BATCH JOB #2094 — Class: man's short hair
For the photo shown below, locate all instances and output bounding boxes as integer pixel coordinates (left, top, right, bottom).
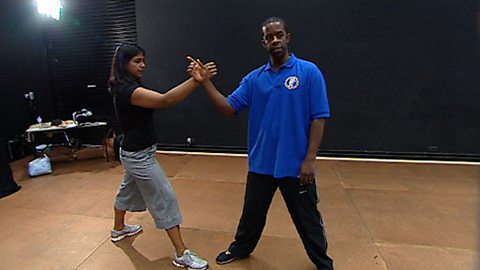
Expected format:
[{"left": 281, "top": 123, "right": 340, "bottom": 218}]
[{"left": 262, "top": 17, "right": 289, "bottom": 33}]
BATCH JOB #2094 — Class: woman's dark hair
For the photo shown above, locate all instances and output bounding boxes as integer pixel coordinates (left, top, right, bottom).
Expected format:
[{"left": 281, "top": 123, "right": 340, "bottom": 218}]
[{"left": 108, "top": 43, "right": 145, "bottom": 93}]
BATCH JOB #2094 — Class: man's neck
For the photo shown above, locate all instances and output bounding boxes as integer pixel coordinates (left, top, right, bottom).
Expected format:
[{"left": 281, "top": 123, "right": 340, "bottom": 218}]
[{"left": 271, "top": 53, "right": 291, "bottom": 71}]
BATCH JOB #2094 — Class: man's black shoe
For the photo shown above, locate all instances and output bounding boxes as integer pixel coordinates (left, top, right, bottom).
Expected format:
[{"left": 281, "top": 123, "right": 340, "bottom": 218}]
[{"left": 216, "top": 250, "right": 244, "bottom": 265}]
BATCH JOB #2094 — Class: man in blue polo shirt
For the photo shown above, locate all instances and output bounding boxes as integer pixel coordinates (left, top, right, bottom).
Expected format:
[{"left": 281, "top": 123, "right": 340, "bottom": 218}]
[{"left": 200, "top": 17, "right": 334, "bottom": 270}]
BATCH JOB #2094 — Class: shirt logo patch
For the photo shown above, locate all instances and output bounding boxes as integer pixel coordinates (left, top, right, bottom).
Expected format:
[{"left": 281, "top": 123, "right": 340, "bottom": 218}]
[{"left": 284, "top": 76, "right": 300, "bottom": 90}]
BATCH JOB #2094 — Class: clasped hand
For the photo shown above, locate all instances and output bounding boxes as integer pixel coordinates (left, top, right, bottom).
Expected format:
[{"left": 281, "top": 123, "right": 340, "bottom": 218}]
[{"left": 186, "top": 56, "right": 217, "bottom": 82}]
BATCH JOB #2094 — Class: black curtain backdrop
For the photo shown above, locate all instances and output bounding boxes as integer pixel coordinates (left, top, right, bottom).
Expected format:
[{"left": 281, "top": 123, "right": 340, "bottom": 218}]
[
  {"left": 136, "top": 0, "right": 480, "bottom": 159},
  {"left": 2, "top": 0, "right": 479, "bottom": 160},
  {"left": 0, "top": 0, "right": 53, "bottom": 139},
  {"left": 46, "top": 0, "right": 137, "bottom": 124},
  {"left": 0, "top": 0, "right": 137, "bottom": 159}
]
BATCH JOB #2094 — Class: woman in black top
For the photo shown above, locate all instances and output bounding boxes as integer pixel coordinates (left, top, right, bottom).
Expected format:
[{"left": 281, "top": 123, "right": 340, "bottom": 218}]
[{"left": 108, "top": 44, "right": 215, "bottom": 270}]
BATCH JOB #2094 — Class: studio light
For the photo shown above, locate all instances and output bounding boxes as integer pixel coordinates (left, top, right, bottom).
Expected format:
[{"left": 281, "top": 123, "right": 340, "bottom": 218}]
[{"left": 36, "top": 0, "right": 62, "bottom": 21}]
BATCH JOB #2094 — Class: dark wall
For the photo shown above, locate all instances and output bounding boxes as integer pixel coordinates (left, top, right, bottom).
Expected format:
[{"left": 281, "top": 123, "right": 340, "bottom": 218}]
[
  {"left": 0, "top": 0, "right": 136, "bottom": 154},
  {"left": 2, "top": 0, "right": 478, "bottom": 159},
  {"left": 136, "top": 0, "right": 480, "bottom": 158},
  {"left": 47, "top": 0, "right": 137, "bottom": 126},
  {"left": 0, "top": 0, "right": 54, "bottom": 139}
]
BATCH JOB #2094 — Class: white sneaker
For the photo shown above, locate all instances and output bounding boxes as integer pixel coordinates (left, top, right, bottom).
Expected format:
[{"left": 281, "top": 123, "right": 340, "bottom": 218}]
[
  {"left": 173, "top": 249, "right": 209, "bottom": 270},
  {"left": 110, "top": 224, "right": 142, "bottom": 242}
]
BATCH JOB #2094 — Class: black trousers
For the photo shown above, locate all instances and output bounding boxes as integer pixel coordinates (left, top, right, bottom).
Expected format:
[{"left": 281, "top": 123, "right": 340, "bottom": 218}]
[{"left": 228, "top": 171, "right": 334, "bottom": 270}]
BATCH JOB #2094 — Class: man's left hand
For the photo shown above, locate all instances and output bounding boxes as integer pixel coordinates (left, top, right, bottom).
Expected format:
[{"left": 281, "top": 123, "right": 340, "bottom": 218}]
[
  {"left": 299, "top": 158, "right": 316, "bottom": 185},
  {"left": 187, "top": 57, "right": 217, "bottom": 82}
]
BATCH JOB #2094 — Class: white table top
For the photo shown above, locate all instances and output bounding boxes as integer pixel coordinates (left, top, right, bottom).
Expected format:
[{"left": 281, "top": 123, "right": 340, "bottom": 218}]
[{"left": 26, "top": 122, "right": 107, "bottom": 133}]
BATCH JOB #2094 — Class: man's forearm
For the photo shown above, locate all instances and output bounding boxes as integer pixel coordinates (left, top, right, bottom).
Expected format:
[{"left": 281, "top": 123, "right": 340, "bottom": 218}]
[
  {"left": 202, "top": 80, "right": 236, "bottom": 116},
  {"left": 305, "top": 118, "right": 326, "bottom": 160}
]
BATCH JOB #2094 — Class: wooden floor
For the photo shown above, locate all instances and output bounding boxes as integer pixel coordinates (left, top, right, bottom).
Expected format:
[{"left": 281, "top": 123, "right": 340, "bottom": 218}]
[{"left": 1, "top": 147, "right": 479, "bottom": 270}]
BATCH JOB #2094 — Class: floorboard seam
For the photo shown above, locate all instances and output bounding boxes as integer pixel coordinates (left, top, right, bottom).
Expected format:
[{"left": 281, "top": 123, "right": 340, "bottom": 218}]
[
  {"left": 332, "top": 166, "right": 390, "bottom": 269},
  {"left": 73, "top": 236, "right": 110, "bottom": 270},
  {"left": 4, "top": 205, "right": 113, "bottom": 221},
  {"left": 167, "top": 155, "right": 196, "bottom": 179},
  {"left": 376, "top": 242, "right": 480, "bottom": 252},
  {"left": 169, "top": 224, "right": 302, "bottom": 241}
]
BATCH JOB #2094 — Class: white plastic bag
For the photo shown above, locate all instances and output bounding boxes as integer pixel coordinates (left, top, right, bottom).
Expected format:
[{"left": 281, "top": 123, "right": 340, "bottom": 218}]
[{"left": 28, "top": 155, "right": 52, "bottom": 177}]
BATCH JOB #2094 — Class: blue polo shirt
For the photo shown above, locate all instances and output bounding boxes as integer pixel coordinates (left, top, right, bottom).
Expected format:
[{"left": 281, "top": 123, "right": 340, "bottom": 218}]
[{"left": 227, "top": 54, "right": 330, "bottom": 178}]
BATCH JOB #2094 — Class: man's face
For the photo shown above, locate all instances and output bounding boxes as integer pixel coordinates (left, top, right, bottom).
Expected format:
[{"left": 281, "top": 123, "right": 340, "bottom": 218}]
[{"left": 262, "top": 22, "right": 290, "bottom": 59}]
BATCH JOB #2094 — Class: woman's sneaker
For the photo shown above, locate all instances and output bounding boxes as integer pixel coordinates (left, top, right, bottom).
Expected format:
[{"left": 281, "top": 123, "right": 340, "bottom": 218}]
[
  {"left": 172, "top": 249, "right": 209, "bottom": 270},
  {"left": 111, "top": 224, "right": 143, "bottom": 242}
]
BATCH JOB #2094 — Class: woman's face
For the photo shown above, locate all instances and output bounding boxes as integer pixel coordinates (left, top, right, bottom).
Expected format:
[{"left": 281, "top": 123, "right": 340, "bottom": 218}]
[{"left": 127, "top": 52, "right": 146, "bottom": 79}]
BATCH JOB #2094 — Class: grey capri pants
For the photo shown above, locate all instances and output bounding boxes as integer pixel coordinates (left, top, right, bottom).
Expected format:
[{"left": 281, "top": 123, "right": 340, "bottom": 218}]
[{"left": 115, "top": 145, "right": 183, "bottom": 229}]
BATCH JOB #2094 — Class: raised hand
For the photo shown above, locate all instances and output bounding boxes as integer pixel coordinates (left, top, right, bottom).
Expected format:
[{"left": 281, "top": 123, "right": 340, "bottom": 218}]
[
  {"left": 186, "top": 57, "right": 218, "bottom": 82},
  {"left": 201, "top": 62, "right": 218, "bottom": 80}
]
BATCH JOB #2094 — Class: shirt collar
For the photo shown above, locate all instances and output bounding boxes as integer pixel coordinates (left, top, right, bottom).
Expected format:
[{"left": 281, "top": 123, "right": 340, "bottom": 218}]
[{"left": 264, "top": 53, "right": 297, "bottom": 71}]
